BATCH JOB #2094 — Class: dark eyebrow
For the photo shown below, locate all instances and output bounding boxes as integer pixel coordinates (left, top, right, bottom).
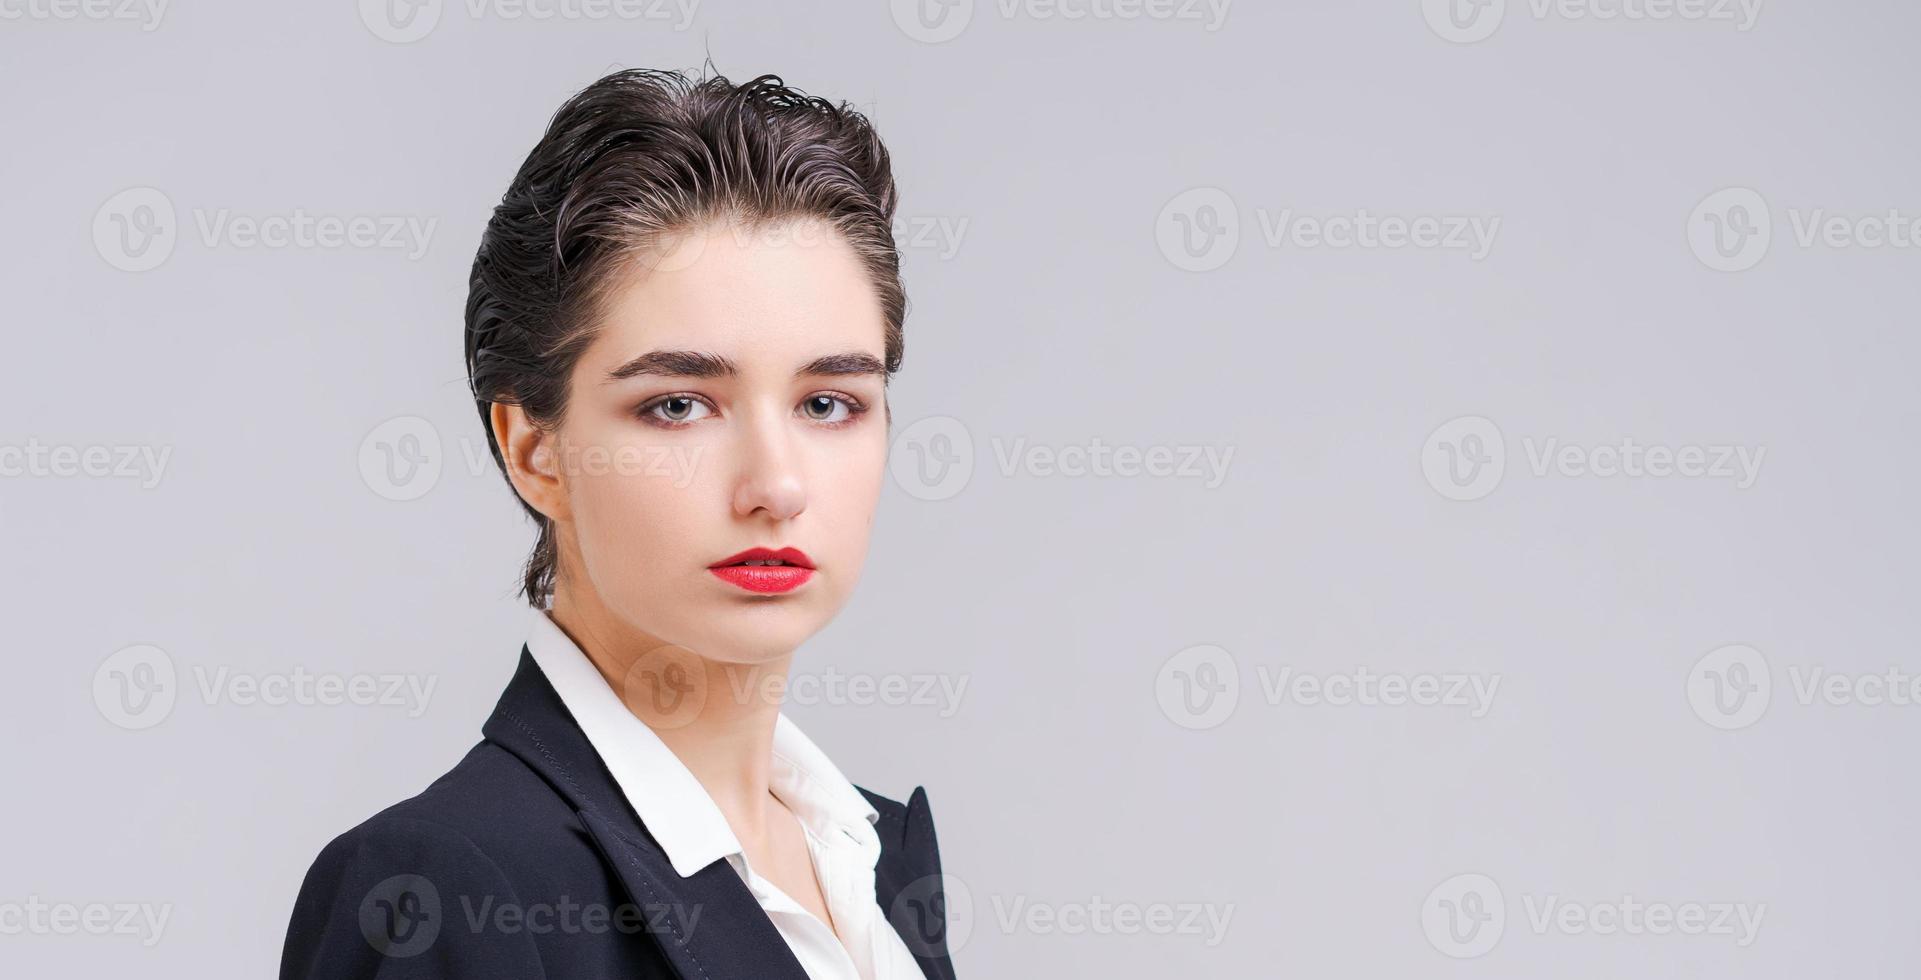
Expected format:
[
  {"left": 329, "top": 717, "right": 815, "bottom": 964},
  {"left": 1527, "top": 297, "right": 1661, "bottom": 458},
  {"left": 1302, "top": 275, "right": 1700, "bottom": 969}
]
[
  {"left": 604, "top": 350, "right": 739, "bottom": 382},
  {"left": 605, "top": 349, "right": 886, "bottom": 383},
  {"left": 795, "top": 352, "right": 887, "bottom": 379}
]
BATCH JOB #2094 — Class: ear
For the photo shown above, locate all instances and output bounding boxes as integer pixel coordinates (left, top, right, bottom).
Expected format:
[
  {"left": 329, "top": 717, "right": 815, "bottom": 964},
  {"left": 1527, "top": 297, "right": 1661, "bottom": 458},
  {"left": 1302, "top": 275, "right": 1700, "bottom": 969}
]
[{"left": 490, "top": 401, "right": 572, "bottom": 524}]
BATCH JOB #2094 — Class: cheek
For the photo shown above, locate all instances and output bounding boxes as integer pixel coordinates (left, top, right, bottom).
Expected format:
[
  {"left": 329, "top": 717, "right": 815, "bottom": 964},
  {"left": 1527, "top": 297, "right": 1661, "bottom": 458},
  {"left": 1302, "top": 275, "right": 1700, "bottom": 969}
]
[
  {"left": 564, "top": 437, "right": 716, "bottom": 595},
  {"left": 809, "top": 431, "right": 888, "bottom": 570}
]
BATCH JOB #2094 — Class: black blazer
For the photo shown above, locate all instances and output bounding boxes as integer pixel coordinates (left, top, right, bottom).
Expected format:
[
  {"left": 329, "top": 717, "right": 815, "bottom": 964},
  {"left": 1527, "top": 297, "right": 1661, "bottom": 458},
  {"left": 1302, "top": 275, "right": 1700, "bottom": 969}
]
[{"left": 279, "top": 647, "right": 958, "bottom": 980}]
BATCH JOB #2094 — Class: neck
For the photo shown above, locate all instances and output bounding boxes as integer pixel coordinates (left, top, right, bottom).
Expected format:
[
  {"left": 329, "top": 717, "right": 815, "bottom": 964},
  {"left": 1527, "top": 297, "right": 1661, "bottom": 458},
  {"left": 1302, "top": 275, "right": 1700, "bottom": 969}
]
[{"left": 547, "top": 583, "right": 793, "bottom": 842}]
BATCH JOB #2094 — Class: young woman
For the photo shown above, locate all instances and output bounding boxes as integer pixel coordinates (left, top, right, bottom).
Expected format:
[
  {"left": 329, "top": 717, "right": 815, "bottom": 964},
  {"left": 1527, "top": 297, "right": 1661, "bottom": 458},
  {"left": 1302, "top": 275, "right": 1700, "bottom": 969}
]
[{"left": 280, "top": 68, "right": 954, "bottom": 980}]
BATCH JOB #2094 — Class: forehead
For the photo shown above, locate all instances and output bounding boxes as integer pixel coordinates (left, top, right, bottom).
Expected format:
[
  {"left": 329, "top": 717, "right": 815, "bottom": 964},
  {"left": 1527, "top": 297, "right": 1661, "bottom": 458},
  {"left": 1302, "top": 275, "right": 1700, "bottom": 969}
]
[{"left": 588, "top": 217, "right": 886, "bottom": 367}]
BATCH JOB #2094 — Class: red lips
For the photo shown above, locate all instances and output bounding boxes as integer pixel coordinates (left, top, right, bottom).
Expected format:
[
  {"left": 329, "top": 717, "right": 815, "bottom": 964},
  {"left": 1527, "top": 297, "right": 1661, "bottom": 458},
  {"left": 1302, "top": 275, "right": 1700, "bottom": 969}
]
[{"left": 707, "top": 547, "right": 815, "bottom": 594}]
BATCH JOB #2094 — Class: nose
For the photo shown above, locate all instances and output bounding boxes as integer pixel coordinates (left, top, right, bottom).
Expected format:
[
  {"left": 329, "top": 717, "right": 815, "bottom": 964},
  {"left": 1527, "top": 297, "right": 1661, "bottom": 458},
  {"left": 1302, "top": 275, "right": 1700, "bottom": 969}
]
[{"left": 730, "top": 412, "right": 807, "bottom": 522}]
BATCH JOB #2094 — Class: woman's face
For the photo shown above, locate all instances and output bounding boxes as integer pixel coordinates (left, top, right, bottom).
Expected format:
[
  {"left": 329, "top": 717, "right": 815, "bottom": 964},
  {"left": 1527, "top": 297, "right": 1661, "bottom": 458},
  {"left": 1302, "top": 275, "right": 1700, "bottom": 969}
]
[{"left": 546, "top": 217, "right": 890, "bottom": 665}]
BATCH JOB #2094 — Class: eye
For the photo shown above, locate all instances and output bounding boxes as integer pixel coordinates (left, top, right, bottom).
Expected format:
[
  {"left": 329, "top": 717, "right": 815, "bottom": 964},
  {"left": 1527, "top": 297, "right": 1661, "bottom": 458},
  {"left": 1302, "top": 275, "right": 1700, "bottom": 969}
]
[
  {"left": 639, "top": 394, "right": 714, "bottom": 427},
  {"left": 799, "top": 392, "right": 865, "bottom": 425}
]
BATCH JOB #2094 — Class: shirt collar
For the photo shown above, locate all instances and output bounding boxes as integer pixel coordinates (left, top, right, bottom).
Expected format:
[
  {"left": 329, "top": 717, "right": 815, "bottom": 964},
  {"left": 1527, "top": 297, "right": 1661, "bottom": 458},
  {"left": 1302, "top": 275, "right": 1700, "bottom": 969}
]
[{"left": 524, "top": 608, "right": 878, "bottom": 879}]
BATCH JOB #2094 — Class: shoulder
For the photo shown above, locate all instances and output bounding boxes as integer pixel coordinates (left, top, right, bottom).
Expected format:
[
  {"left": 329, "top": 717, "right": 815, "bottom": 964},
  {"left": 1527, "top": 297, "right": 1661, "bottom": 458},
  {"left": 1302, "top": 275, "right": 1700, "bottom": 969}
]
[
  {"left": 298, "top": 737, "right": 596, "bottom": 883},
  {"left": 278, "top": 741, "right": 598, "bottom": 979}
]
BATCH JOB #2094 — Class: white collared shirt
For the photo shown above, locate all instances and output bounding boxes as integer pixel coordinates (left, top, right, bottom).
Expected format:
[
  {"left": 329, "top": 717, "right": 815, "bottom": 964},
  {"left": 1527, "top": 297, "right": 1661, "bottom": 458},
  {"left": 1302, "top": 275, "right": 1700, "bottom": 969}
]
[{"left": 524, "top": 610, "right": 924, "bottom": 980}]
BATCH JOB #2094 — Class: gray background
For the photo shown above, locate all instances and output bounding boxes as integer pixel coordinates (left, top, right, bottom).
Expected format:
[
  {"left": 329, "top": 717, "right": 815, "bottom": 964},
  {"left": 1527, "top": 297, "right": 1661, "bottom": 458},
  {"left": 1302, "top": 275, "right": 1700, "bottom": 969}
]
[{"left": 4, "top": 0, "right": 1918, "bottom": 976}]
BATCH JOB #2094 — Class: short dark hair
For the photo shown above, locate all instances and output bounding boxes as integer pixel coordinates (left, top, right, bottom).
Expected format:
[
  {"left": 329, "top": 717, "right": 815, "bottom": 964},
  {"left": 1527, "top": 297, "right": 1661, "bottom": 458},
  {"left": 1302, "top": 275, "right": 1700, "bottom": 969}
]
[{"left": 463, "top": 66, "right": 907, "bottom": 608}]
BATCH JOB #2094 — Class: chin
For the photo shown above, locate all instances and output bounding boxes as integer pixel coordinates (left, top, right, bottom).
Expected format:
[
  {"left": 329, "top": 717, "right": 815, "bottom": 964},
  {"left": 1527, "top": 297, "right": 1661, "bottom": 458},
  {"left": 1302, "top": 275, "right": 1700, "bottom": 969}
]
[{"left": 668, "top": 601, "right": 830, "bottom": 667}]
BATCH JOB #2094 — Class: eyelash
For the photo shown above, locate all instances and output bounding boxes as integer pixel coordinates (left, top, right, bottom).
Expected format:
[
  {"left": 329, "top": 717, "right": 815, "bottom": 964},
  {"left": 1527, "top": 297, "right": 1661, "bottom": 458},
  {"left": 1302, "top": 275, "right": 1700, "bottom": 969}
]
[{"left": 635, "top": 391, "right": 871, "bottom": 430}]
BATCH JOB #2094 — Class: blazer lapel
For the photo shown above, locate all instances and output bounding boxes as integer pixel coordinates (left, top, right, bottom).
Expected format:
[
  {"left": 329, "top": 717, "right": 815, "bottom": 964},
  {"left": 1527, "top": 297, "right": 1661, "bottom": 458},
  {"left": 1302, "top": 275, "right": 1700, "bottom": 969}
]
[
  {"left": 481, "top": 647, "right": 811, "bottom": 980},
  {"left": 869, "top": 786, "right": 960, "bottom": 980}
]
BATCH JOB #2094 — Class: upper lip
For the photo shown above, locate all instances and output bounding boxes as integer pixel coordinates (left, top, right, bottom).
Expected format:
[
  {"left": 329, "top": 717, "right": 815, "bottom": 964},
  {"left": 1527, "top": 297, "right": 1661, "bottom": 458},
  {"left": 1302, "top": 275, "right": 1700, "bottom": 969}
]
[{"left": 709, "top": 546, "right": 815, "bottom": 570}]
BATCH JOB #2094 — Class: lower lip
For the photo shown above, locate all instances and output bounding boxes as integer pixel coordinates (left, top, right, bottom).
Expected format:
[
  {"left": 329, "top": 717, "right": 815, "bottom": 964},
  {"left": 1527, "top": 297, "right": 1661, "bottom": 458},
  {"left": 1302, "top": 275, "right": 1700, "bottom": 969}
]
[{"left": 709, "top": 565, "right": 814, "bottom": 594}]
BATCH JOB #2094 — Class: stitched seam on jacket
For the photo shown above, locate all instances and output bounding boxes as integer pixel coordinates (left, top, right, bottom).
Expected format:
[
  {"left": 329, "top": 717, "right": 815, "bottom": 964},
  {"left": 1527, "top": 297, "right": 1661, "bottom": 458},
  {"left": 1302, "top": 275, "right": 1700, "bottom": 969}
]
[
  {"left": 498, "top": 707, "right": 598, "bottom": 817},
  {"left": 617, "top": 844, "right": 713, "bottom": 980}
]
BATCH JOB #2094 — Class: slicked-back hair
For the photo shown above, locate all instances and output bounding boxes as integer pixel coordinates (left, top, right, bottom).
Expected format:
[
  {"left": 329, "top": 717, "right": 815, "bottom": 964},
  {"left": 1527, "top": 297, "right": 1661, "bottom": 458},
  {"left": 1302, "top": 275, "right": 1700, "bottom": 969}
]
[{"left": 463, "top": 67, "right": 907, "bottom": 608}]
